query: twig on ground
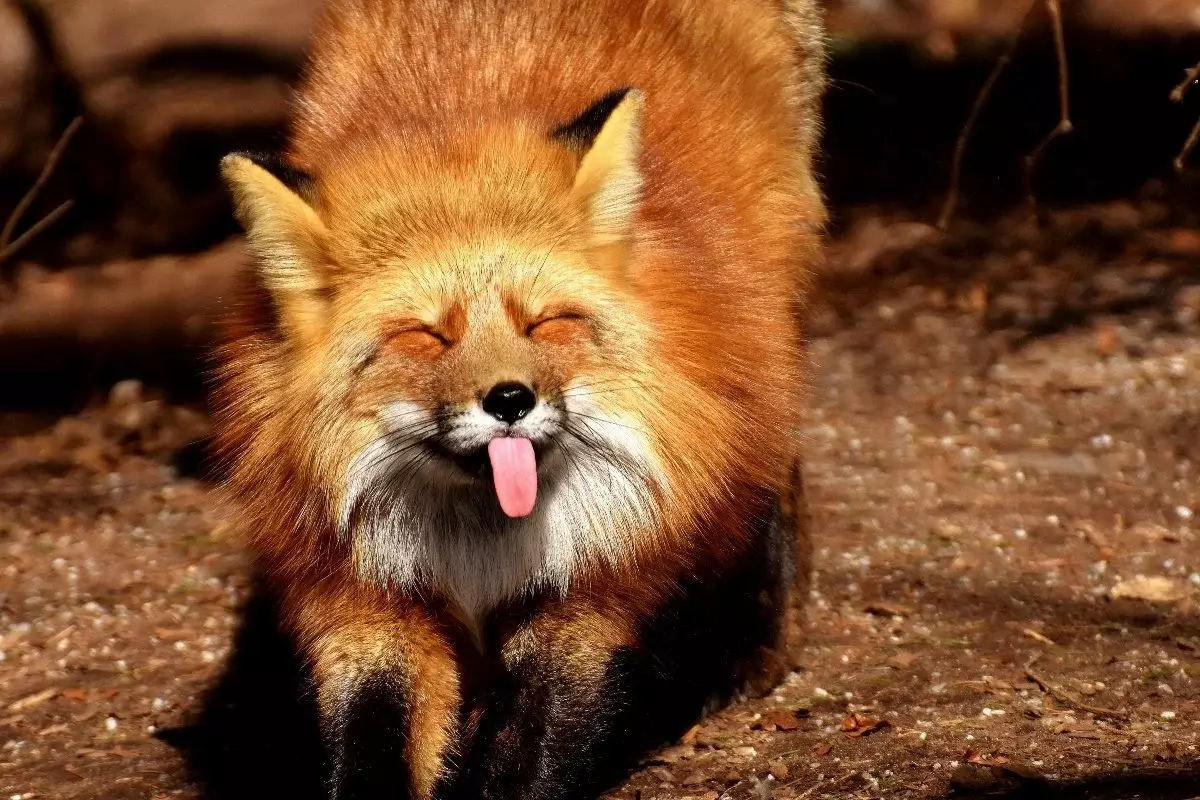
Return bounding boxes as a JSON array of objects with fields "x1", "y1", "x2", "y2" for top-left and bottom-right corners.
[
  {"x1": 1172, "y1": 60, "x2": 1200, "y2": 172},
  {"x1": 1024, "y1": 655, "x2": 1129, "y2": 722},
  {"x1": 0, "y1": 116, "x2": 81, "y2": 267},
  {"x1": 784, "y1": 769, "x2": 859, "y2": 798},
  {"x1": 1023, "y1": 0, "x2": 1073, "y2": 223}
]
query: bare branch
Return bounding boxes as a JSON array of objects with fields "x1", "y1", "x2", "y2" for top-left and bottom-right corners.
[
  {"x1": 1023, "y1": 0, "x2": 1073, "y2": 223},
  {"x1": 939, "y1": 0, "x2": 1038, "y2": 231},
  {"x1": 0, "y1": 116, "x2": 81, "y2": 264},
  {"x1": 0, "y1": 201, "x2": 74, "y2": 265},
  {"x1": 1171, "y1": 60, "x2": 1200, "y2": 104},
  {"x1": 1175, "y1": 118, "x2": 1200, "y2": 173},
  {"x1": 1173, "y1": 60, "x2": 1200, "y2": 171}
]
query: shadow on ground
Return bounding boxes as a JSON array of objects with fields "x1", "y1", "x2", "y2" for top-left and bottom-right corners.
[{"x1": 157, "y1": 589, "x2": 326, "y2": 800}]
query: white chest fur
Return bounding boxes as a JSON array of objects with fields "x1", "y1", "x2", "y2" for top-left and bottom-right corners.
[{"x1": 342, "y1": 399, "x2": 665, "y2": 623}]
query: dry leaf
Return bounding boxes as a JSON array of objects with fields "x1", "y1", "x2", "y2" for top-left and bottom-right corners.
[
  {"x1": 840, "y1": 712, "x2": 890, "y2": 737},
  {"x1": 966, "y1": 754, "x2": 1046, "y2": 782},
  {"x1": 887, "y1": 652, "x2": 918, "y2": 670},
  {"x1": 1074, "y1": 521, "x2": 1110, "y2": 549},
  {"x1": 864, "y1": 602, "x2": 914, "y2": 617},
  {"x1": 754, "y1": 709, "x2": 807, "y2": 732},
  {"x1": 153, "y1": 628, "x2": 191, "y2": 641},
  {"x1": 932, "y1": 520, "x2": 963, "y2": 541},
  {"x1": 652, "y1": 744, "x2": 693, "y2": 765},
  {"x1": 7, "y1": 687, "x2": 58, "y2": 712},
  {"x1": 1110, "y1": 576, "x2": 1189, "y2": 604},
  {"x1": 813, "y1": 741, "x2": 832, "y2": 756},
  {"x1": 1166, "y1": 228, "x2": 1200, "y2": 254},
  {"x1": 1096, "y1": 325, "x2": 1121, "y2": 357},
  {"x1": 967, "y1": 283, "x2": 989, "y2": 315},
  {"x1": 1131, "y1": 522, "x2": 1178, "y2": 544},
  {"x1": 983, "y1": 676, "x2": 1016, "y2": 694}
]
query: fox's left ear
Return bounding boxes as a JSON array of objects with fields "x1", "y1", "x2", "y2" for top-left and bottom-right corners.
[
  {"x1": 558, "y1": 88, "x2": 645, "y2": 251},
  {"x1": 221, "y1": 152, "x2": 330, "y2": 345}
]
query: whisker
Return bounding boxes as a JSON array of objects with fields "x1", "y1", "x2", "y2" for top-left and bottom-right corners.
[{"x1": 567, "y1": 411, "x2": 646, "y2": 434}]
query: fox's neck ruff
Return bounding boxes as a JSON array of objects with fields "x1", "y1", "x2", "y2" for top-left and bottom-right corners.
[{"x1": 339, "y1": 396, "x2": 666, "y2": 623}]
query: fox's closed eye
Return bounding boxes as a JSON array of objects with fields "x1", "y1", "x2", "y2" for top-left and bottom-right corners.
[
  {"x1": 387, "y1": 327, "x2": 452, "y2": 358},
  {"x1": 526, "y1": 313, "x2": 591, "y2": 345}
]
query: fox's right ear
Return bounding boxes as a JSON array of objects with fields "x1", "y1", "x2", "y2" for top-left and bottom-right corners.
[
  {"x1": 555, "y1": 89, "x2": 645, "y2": 254},
  {"x1": 221, "y1": 152, "x2": 330, "y2": 343}
]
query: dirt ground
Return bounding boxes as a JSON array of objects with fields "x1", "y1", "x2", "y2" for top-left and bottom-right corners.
[{"x1": 3, "y1": 200, "x2": 1200, "y2": 800}]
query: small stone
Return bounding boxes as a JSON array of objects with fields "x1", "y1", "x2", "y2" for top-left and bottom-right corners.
[
  {"x1": 107, "y1": 379, "x2": 144, "y2": 408},
  {"x1": 647, "y1": 767, "x2": 675, "y2": 783},
  {"x1": 1110, "y1": 576, "x2": 1189, "y2": 604}
]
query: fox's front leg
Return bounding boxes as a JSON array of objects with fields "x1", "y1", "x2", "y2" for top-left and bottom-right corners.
[
  {"x1": 288, "y1": 586, "x2": 462, "y2": 800},
  {"x1": 451, "y1": 606, "x2": 638, "y2": 800}
]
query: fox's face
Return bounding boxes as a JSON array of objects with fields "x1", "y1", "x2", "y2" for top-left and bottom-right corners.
[
  {"x1": 221, "y1": 91, "x2": 668, "y2": 614},
  {"x1": 339, "y1": 242, "x2": 654, "y2": 519}
]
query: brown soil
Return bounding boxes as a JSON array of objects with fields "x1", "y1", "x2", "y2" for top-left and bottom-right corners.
[{"x1": 2, "y1": 201, "x2": 1200, "y2": 799}]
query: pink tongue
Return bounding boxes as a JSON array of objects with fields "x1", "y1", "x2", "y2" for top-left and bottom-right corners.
[{"x1": 487, "y1": 437, "x2": 538, "y2": 518}]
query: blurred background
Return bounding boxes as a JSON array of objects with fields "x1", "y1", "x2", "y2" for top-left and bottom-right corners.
[
  {"x1": 0, "y1": 0, "x2": 1197, "y2": 411},
  {"x1": 4, "y1": 3, "x2": 1200, "y2": 799}
]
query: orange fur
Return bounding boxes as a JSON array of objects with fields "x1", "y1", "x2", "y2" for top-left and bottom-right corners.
[
  {"x1": 292, "y1": 582, "x2": 462, "y2": 798},
  {"x1": 216, "y1": 0, "x2": 823, "y2": 580},
  {"x1": 213, "y1": 1, "x2": 824, "y2": 794}
]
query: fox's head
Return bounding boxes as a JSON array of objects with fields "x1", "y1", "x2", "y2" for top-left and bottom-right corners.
[{"x1": 220, "y1": 90, "x2": 678, "y2": 612}]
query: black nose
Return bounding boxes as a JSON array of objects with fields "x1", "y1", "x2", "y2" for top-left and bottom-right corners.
[{"x1": 482, "y1": 382, "x2": 537, "y2": 424}]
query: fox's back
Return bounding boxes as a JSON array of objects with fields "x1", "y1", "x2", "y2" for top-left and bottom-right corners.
[{"x1": 295, "y1": 0, "x2": 820, "y2": 174}]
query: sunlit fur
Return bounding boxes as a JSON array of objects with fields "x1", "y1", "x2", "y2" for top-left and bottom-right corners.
[{"x1": 214, "y1": 0, "x2": 826, "y2": 640}]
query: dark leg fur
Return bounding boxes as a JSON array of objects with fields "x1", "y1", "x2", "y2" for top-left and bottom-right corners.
[{"x1": 325, "y1": 675, "x2": 415, "y2": 800}]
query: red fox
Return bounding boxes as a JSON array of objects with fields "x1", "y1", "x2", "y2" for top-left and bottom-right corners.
[{"x1": 215, "y1": 0, "x2": 825, "y2": 797}]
